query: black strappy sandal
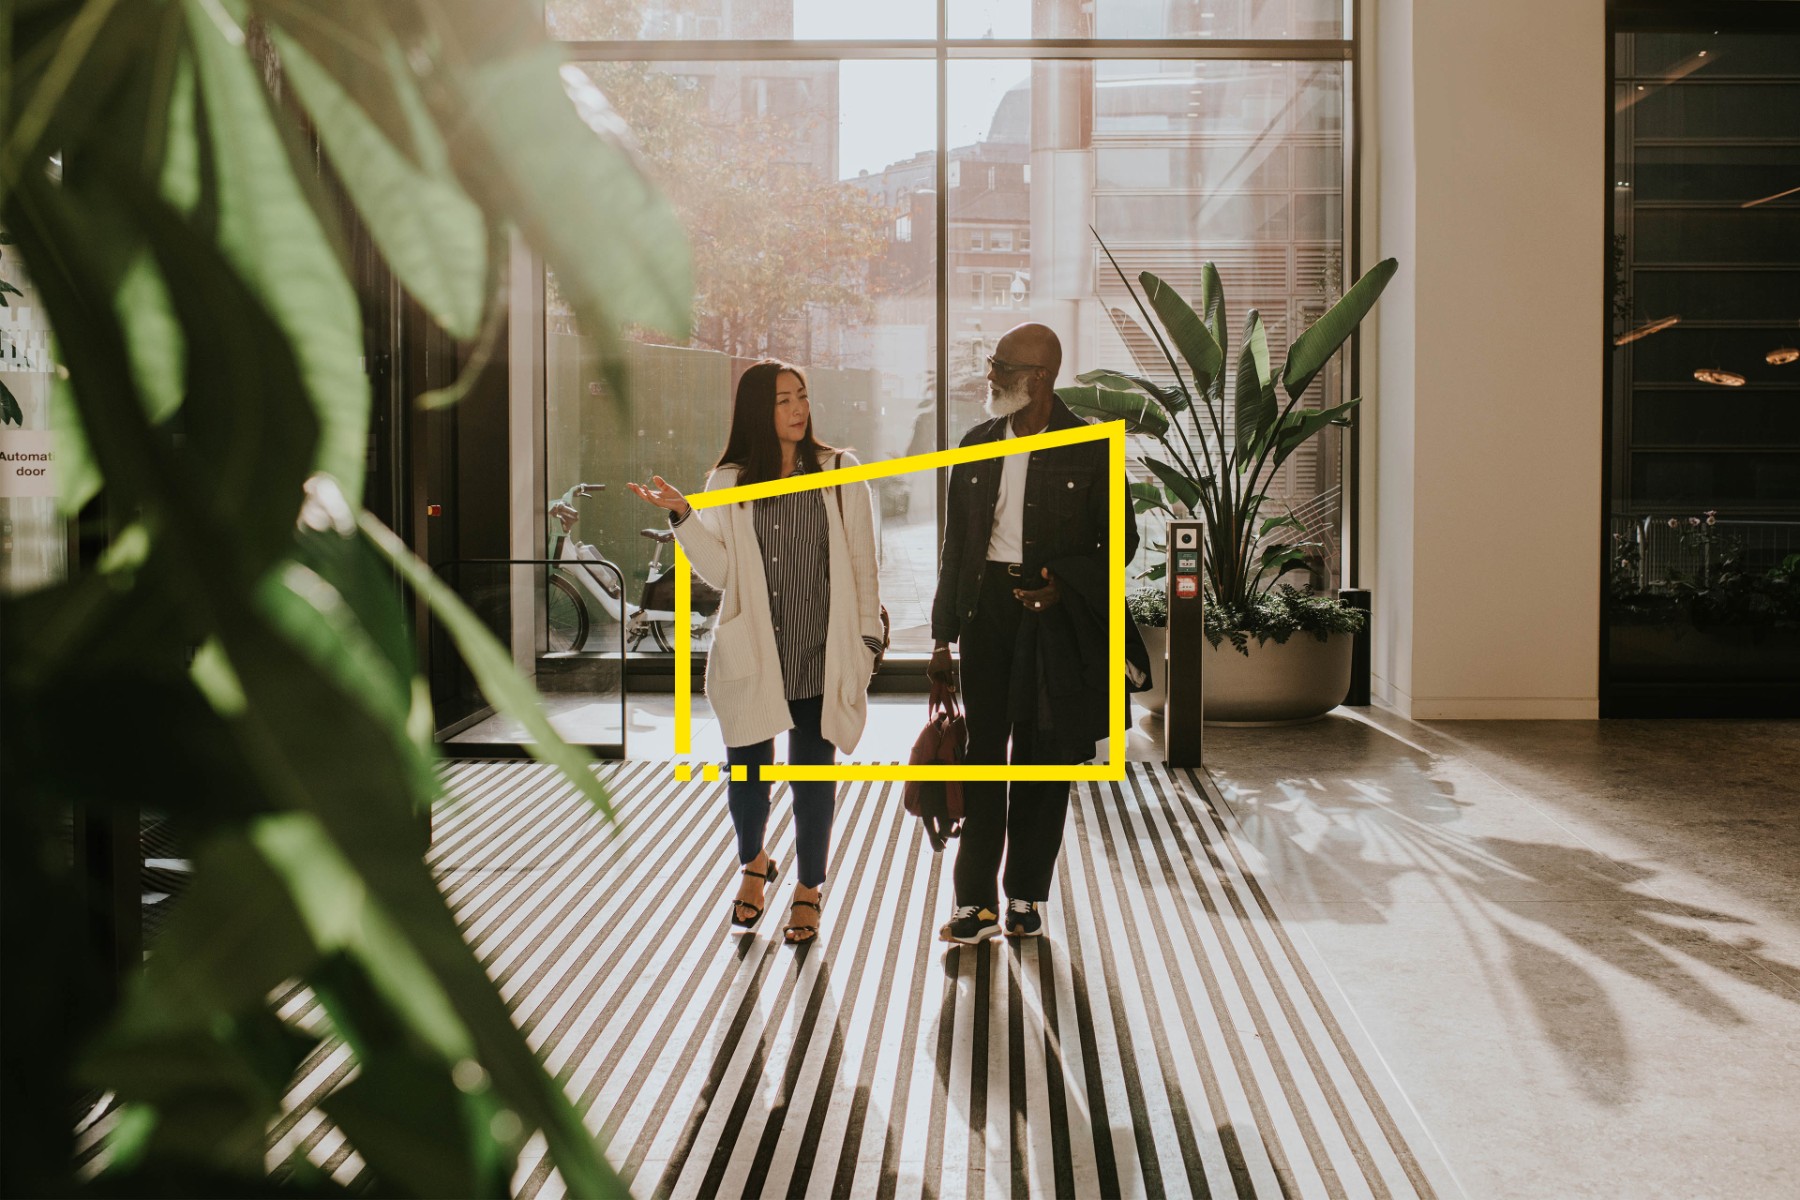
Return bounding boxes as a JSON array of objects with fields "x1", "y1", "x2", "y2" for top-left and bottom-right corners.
[
  {"x1": 784, "y1": 891, "x2": 822, "y2": 945},
  {"x1": 730, "y1": 858, "x2": 778, "y2": 932}
]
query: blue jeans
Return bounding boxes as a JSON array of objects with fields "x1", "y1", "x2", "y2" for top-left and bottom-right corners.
[{"x1": 725, "y1": 694, "x2": 836, "y2": 887}]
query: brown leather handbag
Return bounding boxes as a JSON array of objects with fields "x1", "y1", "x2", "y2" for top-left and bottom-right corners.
[{"x1": 903, "y1": 694, "x2": 966, "y2": 851}]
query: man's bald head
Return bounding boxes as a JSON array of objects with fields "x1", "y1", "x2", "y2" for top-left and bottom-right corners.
[{"x1": 996, "y1": 322, "x2": 1063, "y2": 385}]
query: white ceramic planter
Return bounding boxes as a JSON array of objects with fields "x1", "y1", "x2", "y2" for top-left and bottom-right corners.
[
  {"x1": 1200, "y1": 631, "x2": 1352, "y2": 726},
  {"x1": 1132, "y1": 624, "x2": 1167, "y2": 716}
]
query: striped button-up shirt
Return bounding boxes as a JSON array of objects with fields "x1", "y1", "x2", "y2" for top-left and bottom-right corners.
[
  {"x1": 754, "y1": 462, "x2": 831, "y2": 700},
  {"x1": 674, "y1": 456, "x2": 883, "y2": 704}
]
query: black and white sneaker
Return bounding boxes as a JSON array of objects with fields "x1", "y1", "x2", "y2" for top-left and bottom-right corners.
[
  {"x1": 1004, "y1": 898, "x2": 1043, "y2": 938},
  {"x1": 939, "y1": 904, "x2": 1000, "y2": 944}
]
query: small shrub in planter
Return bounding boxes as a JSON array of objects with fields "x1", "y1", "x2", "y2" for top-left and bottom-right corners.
[
  {"x1": 1126, "y1": 586, "x2": 1168, "y2": 629},
  {"x1": 1205, "y1": 584, "x2": 1366, "y2": 655}
]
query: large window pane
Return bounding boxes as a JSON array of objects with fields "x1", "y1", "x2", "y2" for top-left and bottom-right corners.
[
  {"x1": 546, "y1": 59, "x2": 939, "y2": 654},
  {"x1": 549, "y1": 0, "x2": 934, "y2": 40},
  {"x1": 946, "y1": 58, "x2": 1348, "y2": 586},
  {"x1": 1634, "y1": 268, "x2": 1800, "y2": 323},
  {"x1": 1607, "y1": 29, "x2": 1800, "y2": 697},
  {"x1": 1626, "y1": 32, "x2": 1800, "y2": 78},
  {"x1": 951, "y1": 0, "x2": 1345, "y2": 40}
]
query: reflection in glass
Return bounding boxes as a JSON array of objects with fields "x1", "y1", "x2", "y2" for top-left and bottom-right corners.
[
  {"x1": 546, "y1": 59, "x2": 940, "y2": 652},
  {"x1": 1607, "y1": 30, "x2": 1800, "y2": 703},
  {"x1": 548, "y1": 0, "x2": 933, "y2": 41},
  {"x1": 949, "y1": 0, "x2": 1344, "y2": 40},
  {"x1": 557, "y1": 0, "x2": 1348, "y2": 41},
  {"x1": 943, "y1": 58, "x2": 1347, "y2": 586}
]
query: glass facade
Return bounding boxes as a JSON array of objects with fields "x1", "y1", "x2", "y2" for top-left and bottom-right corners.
[
  {"x1": 549, "y1": 0, "x2": 1344, "y2": 41},
  {"x1": 1606, "y1": 29, "x2": 1800, "y2": 711},
  {"x1": 542, "y1": 1, "x2": 1352, "y2": 659}
]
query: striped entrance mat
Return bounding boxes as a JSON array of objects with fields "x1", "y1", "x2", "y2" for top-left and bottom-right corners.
[{"x1": 264, "y1": 760, "x2": 1442, "y2": 1199}]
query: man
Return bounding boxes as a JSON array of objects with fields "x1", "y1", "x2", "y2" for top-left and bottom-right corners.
[{"x1": 928, "y1": 322, "x2": 1147, "y2": 944}]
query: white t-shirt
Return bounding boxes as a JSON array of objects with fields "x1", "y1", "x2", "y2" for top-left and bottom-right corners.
[{"x1": 985, "y1": 419, "x2": 1030, "y2": 561}]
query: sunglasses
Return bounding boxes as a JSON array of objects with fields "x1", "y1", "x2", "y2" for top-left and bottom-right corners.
[{"x1": 986, "y1": 354, "x2": 1047, "y2": 375}]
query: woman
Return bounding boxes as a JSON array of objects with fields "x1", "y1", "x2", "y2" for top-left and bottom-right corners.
[{"x1": 628, "y1": 361, "x2": 883, "y2": 945}]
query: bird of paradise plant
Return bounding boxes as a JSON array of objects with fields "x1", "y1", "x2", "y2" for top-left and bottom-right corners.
[{"x1": 1061, "y1": 235, "x2": 1397, "y2": 645}]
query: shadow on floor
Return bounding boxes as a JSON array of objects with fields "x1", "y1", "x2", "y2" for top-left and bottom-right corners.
[{"x1": 1204, "y1": 712, "x2": 1800, "y2": 1106}]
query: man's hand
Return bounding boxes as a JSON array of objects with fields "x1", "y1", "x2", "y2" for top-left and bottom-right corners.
[
  {"x1": 927, "y1": 643, "x2": 957, "y2": 711},
  {"x1": 1013, "y1": 567, "x2": 1061, "y2": 612}
]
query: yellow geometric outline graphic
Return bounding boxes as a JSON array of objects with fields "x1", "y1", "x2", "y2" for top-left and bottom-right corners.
[{"x1": 670, "y1": 420, "x2": 1127, "y2": 783}]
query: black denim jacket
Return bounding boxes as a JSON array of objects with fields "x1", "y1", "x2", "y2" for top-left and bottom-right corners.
[
  {"x1": 932, "y1": 397, "x2": 1150, "y2": 759},
  {"x1": 931, "y1": 399, "x2": 1122, "y2": 640}
]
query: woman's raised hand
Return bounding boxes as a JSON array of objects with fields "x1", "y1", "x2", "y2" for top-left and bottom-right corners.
[{"x1": 626, "y1": 475, "x2": 690, "y2": 517}]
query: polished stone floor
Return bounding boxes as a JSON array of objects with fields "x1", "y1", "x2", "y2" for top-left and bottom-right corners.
[
  {"x1": 446, "y1": 694, "x2": 1799, "y2": 1197},
  {"x1": 1203, "y1": 710, "x2": 1800, "y2": 1200}
]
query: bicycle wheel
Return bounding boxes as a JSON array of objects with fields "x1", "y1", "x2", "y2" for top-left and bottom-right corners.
[{"x1": 547, "y1": 574, "x2": 589, "y2": 653}]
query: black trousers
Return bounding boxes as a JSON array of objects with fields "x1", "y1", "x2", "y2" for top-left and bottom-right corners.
[{"x1": 953, "y1": 563, "x2": 1070, "y2": 908}]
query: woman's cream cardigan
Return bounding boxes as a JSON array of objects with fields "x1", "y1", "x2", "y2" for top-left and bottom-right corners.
[{"x1": 673, "y1": 449, "x2": 883, "y2": 753}]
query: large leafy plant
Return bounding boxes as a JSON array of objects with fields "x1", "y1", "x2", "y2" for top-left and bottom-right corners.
[
  {"x1": 2, "y1": 1, "x2": 688, "y2": 1195},
  {"x1": 1061, "y1": 237, "x2": 1396, "y2": 638}
]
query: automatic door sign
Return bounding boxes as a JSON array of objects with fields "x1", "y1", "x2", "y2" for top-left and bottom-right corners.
[{"x1": 0, "y1": 429, "x2": 54, "y2": 498}]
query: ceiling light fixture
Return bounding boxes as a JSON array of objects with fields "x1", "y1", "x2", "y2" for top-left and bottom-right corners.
[
  {"x1": 1614, "y1": 315, "x2": 1680, "y2": 346},
  {"x1": 1694, "y1": 368, "x2": 1746, "y2": 387},
  {"x1": 1742, "y1": 184, "x2": 1800, "y2": 209},
  {"x1": 1767, "y1": 348, "x2": 1799, "y2": 366}
]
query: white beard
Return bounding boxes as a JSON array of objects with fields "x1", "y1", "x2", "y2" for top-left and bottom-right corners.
[{"x1": 984, "y1": 378, "x2": 1032, "y2": 419}]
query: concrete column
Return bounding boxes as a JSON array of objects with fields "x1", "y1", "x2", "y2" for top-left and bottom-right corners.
[
  {"x1": 1364, "y1": 0, "x2": 1604, "y2": 718},
  {"x1": 1030, "y1": 59, "x2": 1093, "y2": 368}
]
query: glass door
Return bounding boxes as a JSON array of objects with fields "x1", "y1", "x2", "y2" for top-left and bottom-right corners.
[{"x1": 1604, "y1": 16, "x2": 1800, "y2": 716}]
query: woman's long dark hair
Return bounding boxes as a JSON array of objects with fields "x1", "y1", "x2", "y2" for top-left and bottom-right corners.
[{"x1": 713, "y1": 359, "x2": 839, "y2": 489}]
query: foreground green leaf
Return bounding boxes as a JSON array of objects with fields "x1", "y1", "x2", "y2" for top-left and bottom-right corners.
[
  {"x1": 216, "y1": 666, "x2": 624, "y2": 1199},
  {"x1": 81, "y1": 830, "x2": 322, "y2": 1174},
  {"x1": 251, "y1": 0, "x2": 431, "y2": 171},
  {"x1": 317, "y1": 974, "x2": 513, "y2": 1200},
  {"x1": 434, "y1": 40, "x2": 692, "y2": 394},
  {"x1": 130, "y1": 185, "x2": 320, "y2": 579},
  {"x1": 273, "y1": 29, "x2": 488, "y2": 339},
  {"x1": 361, "y1": 513, "x2": 612, "y2": 818},
  {"x1": 183, "y1": 0, "x2": 371, "y2": 501}
]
